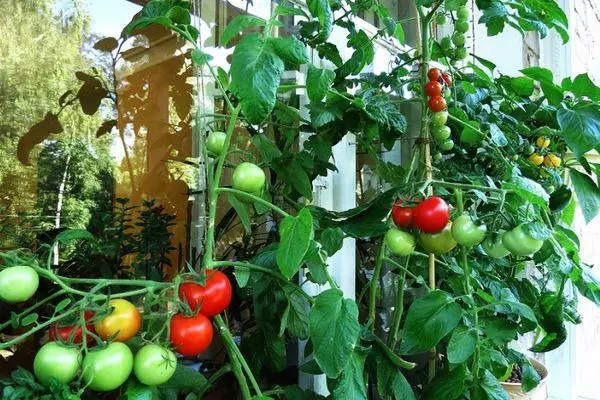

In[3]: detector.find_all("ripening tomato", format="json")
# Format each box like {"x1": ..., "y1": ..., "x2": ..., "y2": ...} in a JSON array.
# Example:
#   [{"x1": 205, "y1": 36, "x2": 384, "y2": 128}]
[
  {"x1": 543, "y1": 154, "x2": 561, "y2": 168},
  {"x1": 133, "y1": 344, "x2": 177, "y2": 386},
  {"x1": 82, "y1": 342, "x2": 133, "y2": 392},
  {"x1": 419, "y1": 224, "x2": 457, "y2": 254},
  {"x1": 94, "y1": 299, "x2": 141, "y2": 342},
  {"x1": 528, "y1": 153, "x2": 544, "y2": 166},
  {"x1": 170, "y1": 313, "x2": 214, "y2": 357},
  {"x1": 391, "y1": 200, "x2": 413, "y2": 228},
  {"x1": 179, "y1": 270, "x2": 232, "y2": 317},
  {"x1": 424, "y1": 81, "x2": 443, "y2": 97},
  {"x1": 34, "y1": 342, "x2": 81, "y2": 386},
  {"x1": 441, "y1": 73, "x2": 453, "y2": 87},
  {"x1": 428, "y1": 96, "x2": 447, "y2": 112},
  {"x1": 49, "y1": 311, "x2": 95, "y2": 344},
  {"x1": 413, "y1": 196, "x2": 450, "y2": 233},
  {"x1": 0, "y1": 265, "x2": 39, "y2": 303},
  {"x1": 427, "y1": 68, "x2": 441, "y2": 82},
  {"x1": 385, "y1": 228, "x2": 415, "y2": 257},
  {"x1": 206, "y1": 131, "x2": 227, "y2": 155}
]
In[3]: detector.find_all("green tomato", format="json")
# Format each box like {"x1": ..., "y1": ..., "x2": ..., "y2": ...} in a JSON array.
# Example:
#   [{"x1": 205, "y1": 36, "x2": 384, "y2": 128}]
[
  {"x1": 481, "y1": 232, "x2": 510, "y2": 259},
  {"x1": 455, "y1": 20, "x2": 469, "y2": 33},
  {"x1": 440, "y1": 37, "x2": 452, "y2": 51},
  {"x1": 385, "y1": 228, "x2": 415, "y2": 257},
  {"x1": 433, "y1": 152, "x2": 443, "y2": 162},
  {"x1": 439, "y1": 139, "x2": 455, "y2": 151},
  {"x1": 431, "y1": 111, "x2": 448, "y2": 127},
  {"x1": 457, "y1": 5, "x2": 471, "y2": 20},
  {"x1": 523, "y1": 144, "x2": 535, "y2": 155},
  {"x1": 232, "y1": 162, "x2": 266, "y2": 194},
  {"x1": 433, "y1": 125, "x2": 451, "y2": 141},
  {"x1": 446, "y1": 47, "x2": 457, "y2": 59},
  {"x1": 134, "y1": 344, "x2": 177, "y2": 386},
  {"x1": 34, "y1": 342, "x2": 81, "y2": 386},
  {"x1": 501, "y1": 225, "x2": 544, "y2": 256},
  {"x1": 436, "y1": 13, "x2": 447, "y2": 25},
  {"x1": 451, "y1": 215, "x2": 487, "y2": 247},
  {"x1": 455, "y1": 47, "x2": 468, "y2": 60},
  {"x1": 82, "y1": 342, "x2": 133, "y2": 392},
  {"x1": 206, "y1": 131, "x2": 227, "y2": 156},
  {"x1": 443, "y1": 88, "x2": 452, "y2": 98},
  {"x1": 419, "y1": 224, "x2": 457, "y2": 254},
  {"x1": 452, "y1": 32, "x2": 466, "y2": 47},
  {"x1": 0, "y1": 265, "x2": 39, "y2": 303}
]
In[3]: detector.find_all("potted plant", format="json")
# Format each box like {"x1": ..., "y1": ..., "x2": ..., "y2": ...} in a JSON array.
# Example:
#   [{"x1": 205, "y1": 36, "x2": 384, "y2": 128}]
[{"x1": 502, "y1": 358, "x2": 549, "y2": 400}]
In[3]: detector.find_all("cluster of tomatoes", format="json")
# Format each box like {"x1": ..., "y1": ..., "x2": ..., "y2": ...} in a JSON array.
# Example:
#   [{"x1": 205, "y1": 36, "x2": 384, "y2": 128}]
[
  {"x1": 426, "y1": 68, "x2": 455, "y2": 153},
  {"x1": 0, "y1": 265, "x2": 233, "y2": 392},
  {"x1": 386, "y1": 196, "x2": 545, "y2": 258},
  {"x1": 437, "y1": 4, "x2": 471, "y2": 61},
  {"x1": 527, "y1": 136, "x2": 562, "y2": 169},
  {"x1": 207, "y1": 130, "x2": 267, "y2": 200}
]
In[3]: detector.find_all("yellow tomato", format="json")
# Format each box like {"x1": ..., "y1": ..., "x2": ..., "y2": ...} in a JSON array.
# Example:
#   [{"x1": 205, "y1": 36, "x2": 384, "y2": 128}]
[
  {"x1": 95, "y1": 299, "x2": 141, "y2": 342},
  {"x1": 528, "y1": 153, "x2": 544, "y2": 166},
  {"x1": 536, "y1": 136, "x2": 550, "y2": 148},
  {"x1": 543, "y1": 154, "x2": 561, "y2": 168}
]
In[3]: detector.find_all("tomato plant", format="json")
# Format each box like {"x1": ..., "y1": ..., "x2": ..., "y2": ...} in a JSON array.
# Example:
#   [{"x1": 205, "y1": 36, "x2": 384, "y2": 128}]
[
  {"x1": 94, "y1": 299, "x2": 141, "y2": 342},
  {"x1": 0, "y1": 265, "x2": 39, "y2": 303},
  {"x1": 2, "y1": 0, "x2": 600, "y2": 398},
  {"x1": 412, "y1": 196, "x2": 450, "y2": 233},
  {"x1": 206, "y1": 131, "x2": 227, "y2": 155},
  {"x1": 33, "y1": 342, "x2": 81, "y2": 385},
  {"x1": 179, "y1": 270, "x2": 232, "y2": 317},
  {"x1": 391, "y1": 200, "x2": 413, "y2": 228},
  {"x1": 451, "y1": 215, "x2": 487, "y2": 247},
  {"x1": 502, "y1": 225, "x2": 544, "y2": 256},
  {"x1": 169, "y1": 313, "x2": 214, "y2": 356},
  {"x1": 81, "y1": 342, "x2": 133, "y2": 392},
  {"x1": 49, "y1": 311, "x2": 95, "y2": 344},
  {"x1": 133, "y1": 344, "x2": 177, "y2": 386},
  {"x1": 385, "y1": 228, "x2": 416, "y2": 256}
]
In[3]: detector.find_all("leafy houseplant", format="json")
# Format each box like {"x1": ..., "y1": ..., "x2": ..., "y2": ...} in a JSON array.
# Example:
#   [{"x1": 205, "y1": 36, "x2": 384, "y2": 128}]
[{"x1": 1, "y1": 0, "x2": 600, "y2": 399}]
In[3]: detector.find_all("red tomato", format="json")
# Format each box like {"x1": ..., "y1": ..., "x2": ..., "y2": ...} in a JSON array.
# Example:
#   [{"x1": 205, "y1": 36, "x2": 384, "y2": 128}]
[
  {"x1": 427, "y1": 68, "x2": 441, "y2": 82},
  {"x1": 428, "y1": 96, "x2": 447, "y2": 112},
  {"x1": 169, "y1": 313, "x2": 214, "y2": 356},
  {"x1": 441, "y1": 72, "x2": 453, "y2": 87},
  {"x1": 424, "y1": 81, "x2": 442, "y2": 97},
  {"x1": 392, "y1": 200, "x2": 413, "y2": 228},
  {"x1": 179, "y1": 270, "x2": 232, "y2": 317},
  {"x1": 413, "y1": 196, "x2": 450, "y2": 233},
  {"x1": 49, "y1": 311, "x2": 95, "y2": 344}
]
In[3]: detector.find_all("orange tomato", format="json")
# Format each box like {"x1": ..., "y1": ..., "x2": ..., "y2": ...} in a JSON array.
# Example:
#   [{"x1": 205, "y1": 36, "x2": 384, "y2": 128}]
[{"x1": 94, "y1": 299, "x2": 141, "y2": 342}]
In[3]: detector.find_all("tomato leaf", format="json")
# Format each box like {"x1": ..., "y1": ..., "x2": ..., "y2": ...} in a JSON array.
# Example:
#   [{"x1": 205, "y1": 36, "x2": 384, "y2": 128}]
[
  {"x1": 125, "y1": 381, "x2": 157, "y2": 400},
  {"x1": 328, "y1": 346, "x2": 369, "y2": 400},
  {"x1": 267, "y1": 36, "x2": 309, "y2": 69},
  {"x1": 277, "y1": 208, "x2": 314, "y2": 279},
  {"x1": 93, "y1": 37, "x2": 119, "y2": 52},
  {"x1": 557, "y1": 104, "x2": 600, "y2": 158},
  {"x1": 55, "y1": 229, "x2": 94, "y2": 245},
  {"x1": 569, "y1": 169, "x2": 600, "y2": 223},
  {"x1": 447, "y1": 326, "x2": 477, "y2": 364},
  {"x1": 306, "y1": 0, "x2": 333, "y2": 42},
  {"x1": 471, "y1": 369, "x2": 509, "y2": 400},
  {"x1": 309, "y1": 289, "x2": 360, "y2": 378},
  {"x1": 399, "y1": 290, "x2": 462, "y2": 355},
  {"x1": 423, "y1": 365, "x2": 467, "y2": 400},
  {"x1": 220, "y1": 15, "x2": 266, "y2": 46},
  {"x1": 230, "y1": 33, "x2": 284, "y2": 124},
  {"x1": 570, "y1": 265, "x2": 600, "y2": 307},
  {"x1": 307, "y1": 66, "x2": 335, "y2": 103},
  {"x1": 318, "y1": 227, "x2": 344, "y2": 256}
]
